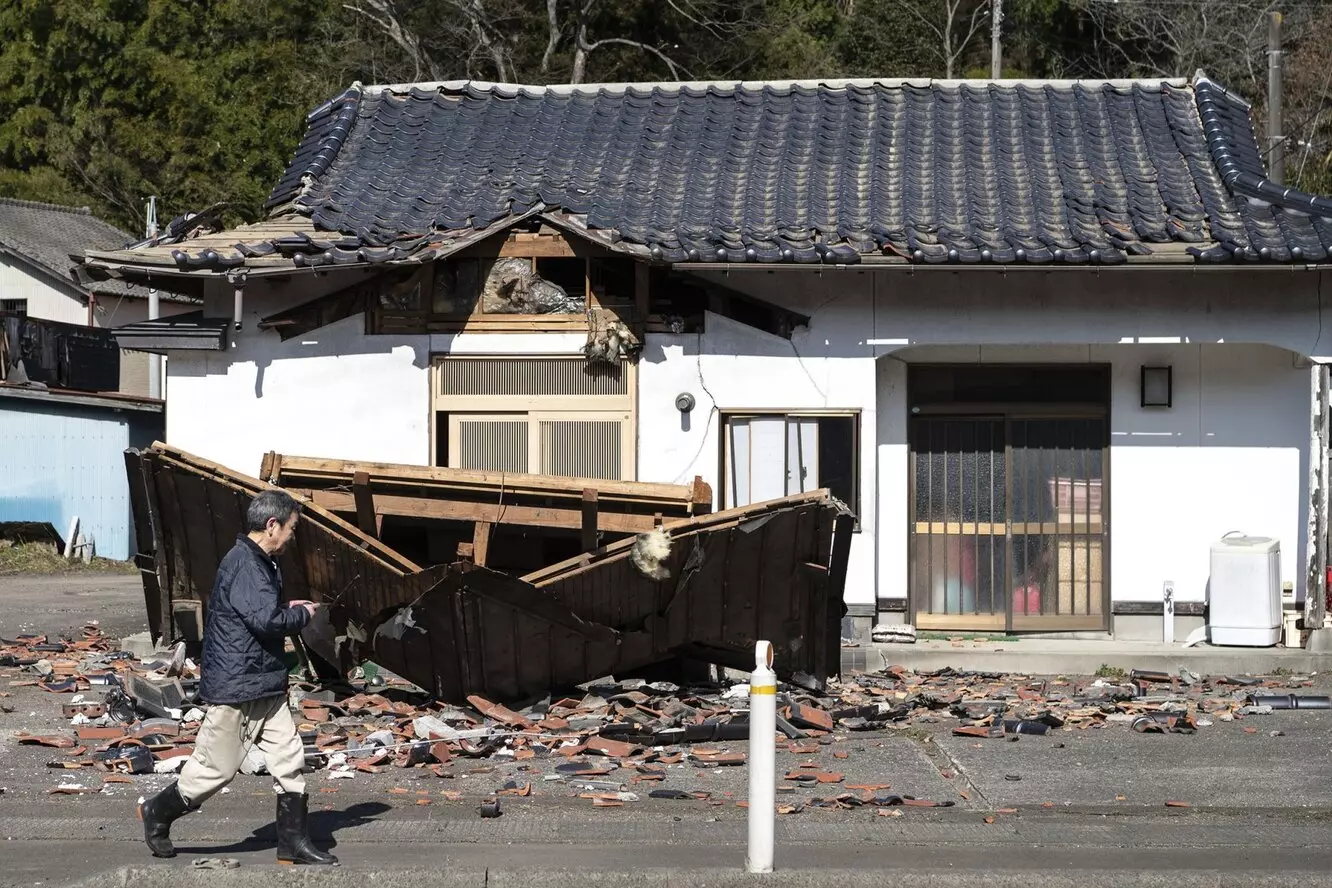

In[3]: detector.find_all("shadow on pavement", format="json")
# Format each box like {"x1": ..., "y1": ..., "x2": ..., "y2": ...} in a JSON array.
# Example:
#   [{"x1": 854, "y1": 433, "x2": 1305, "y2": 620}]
[{"x1": 174, "y1": 801, "x2": 390, "y2": 855}]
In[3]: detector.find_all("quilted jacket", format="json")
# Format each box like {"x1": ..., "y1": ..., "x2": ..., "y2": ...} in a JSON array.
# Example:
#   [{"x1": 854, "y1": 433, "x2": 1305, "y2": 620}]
[{"x1": 199, "y1": 535, "x2": 310, "y2": 705}]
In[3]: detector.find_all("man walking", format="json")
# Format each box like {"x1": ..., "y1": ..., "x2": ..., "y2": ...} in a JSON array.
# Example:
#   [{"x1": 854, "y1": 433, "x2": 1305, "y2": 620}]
[{"x1": 137, "y1": 489, "x2": 337, "y2": 866}]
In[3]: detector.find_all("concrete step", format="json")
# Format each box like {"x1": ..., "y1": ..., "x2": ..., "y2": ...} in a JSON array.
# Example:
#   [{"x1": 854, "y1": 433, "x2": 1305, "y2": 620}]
[{"x1": 842, "y1": 638, "x2": 1332, "y2": 677}]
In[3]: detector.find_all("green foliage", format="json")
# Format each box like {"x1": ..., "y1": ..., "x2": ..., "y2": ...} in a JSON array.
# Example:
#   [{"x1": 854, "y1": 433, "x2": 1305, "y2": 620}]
[
  {"x1": 1094, "y1": 664, "x2": 1127, "y2": 679},
  {"x1": 0, "y1": 0, "x2": 1328, "y2": 233}
]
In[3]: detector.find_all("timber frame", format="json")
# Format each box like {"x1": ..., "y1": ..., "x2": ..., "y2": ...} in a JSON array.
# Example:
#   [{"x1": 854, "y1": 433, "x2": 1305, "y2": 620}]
[
  {"x1": 257, "y1": 225, "x2": 812, "y2": 342},
  {"x1": 259, "y1": 451, "x2": 713, "y2": 567}
]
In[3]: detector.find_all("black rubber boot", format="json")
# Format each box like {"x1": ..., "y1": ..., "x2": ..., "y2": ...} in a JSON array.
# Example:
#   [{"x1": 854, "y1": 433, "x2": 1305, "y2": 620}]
[
  {"x1": 138, "y1": 782, "x2": 193, "y2": 858},
  {"x1": 275, "y1": 792, "x2": 338, "y2": 865}
]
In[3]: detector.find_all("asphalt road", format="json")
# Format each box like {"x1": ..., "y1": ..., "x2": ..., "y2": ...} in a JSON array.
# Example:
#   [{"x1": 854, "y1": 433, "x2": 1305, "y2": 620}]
[{"x1": 4, "y1": 573, "x2": 1332, "y2": 888}]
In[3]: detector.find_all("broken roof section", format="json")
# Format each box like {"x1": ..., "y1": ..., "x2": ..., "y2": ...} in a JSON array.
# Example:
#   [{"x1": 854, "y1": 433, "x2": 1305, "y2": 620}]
[
  {"x1": 127, "y1": 443, "x2": 852, "y2": 703},
  {"x1": 0, "y1": 198, "x2": 191, "y2": 301},
  {"x1": 79, "y1": 74, "x2": 1332, "y2": 282},
  {"x1": 373, "y1": 491, "x2": 852, "y2": 701}
]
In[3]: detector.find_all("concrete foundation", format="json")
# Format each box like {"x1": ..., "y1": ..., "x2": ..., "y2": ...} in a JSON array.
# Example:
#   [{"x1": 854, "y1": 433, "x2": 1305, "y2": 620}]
[
  {"x1": 843, "y1": 637, "x2": 1331, "y2": 677},
  {"x1": 1112, "y1": 614, "x2": 1207, "y2": 643}
]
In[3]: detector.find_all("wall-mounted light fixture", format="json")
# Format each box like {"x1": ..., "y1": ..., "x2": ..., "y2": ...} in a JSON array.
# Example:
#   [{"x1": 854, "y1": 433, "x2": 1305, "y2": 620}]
[
  {"x1": 1141, "y1": 365, "x2": 1172, "y2": 408},
  {"x1": 675, "y1": 392, "x2": 696, "y2": 413}
]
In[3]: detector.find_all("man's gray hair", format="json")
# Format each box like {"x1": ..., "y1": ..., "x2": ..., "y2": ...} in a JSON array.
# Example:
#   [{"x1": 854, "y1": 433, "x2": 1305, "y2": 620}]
[{"x1": 245, "y1": 489, "x2": 302, "y2": 533}]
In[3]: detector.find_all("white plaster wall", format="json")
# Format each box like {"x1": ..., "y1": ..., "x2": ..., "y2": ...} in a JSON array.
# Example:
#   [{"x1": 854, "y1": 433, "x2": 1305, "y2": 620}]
[
  {"x1": 639, "y1": 268, "x2": 1324, "y2": 613},
  {"x1": 875, "y1": 342, "x2": 1308, "y2": 607},
  {"x1": 0, "y1": 257, "x2": 86, "y2": 324},
  {"x1": 162, "y1": 266, "x2": 1323, "y2": 615},
  {"x1": 639, "y1": 272, "x2": 880, "y2": 605},
  {"x1": 165, "y1": 288, "x2": 430, "y2": 476}
]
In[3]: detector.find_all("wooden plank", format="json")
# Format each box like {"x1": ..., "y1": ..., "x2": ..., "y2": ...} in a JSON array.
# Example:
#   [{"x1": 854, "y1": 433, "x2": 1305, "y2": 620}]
[
  {"x1": 634, "y1": 261, "x2": 650, "y2": 328},
  {"x1": 268, "y1": 452, "x2": 698, "y2": 503},
  {"x1": 824, "y1": 513, "x2": 855, "y2": 678},
  {"x1": 460, "y1": 569, "x2": 617, "y2": 643},
  {"x1": 1011, "y1": 614, "x2": 1108, "y2": 632},
  {"x1": 473, "y1": 521, "x2": 492, "y2": 567},
  {"x1": 351, "y1": 471, "x2": 379, "y2": 539},
  {"x1": 914, "y1": 613, "x2": 1007, "y2": 631},
  {"x1": 690, "y1": 476, "x2": 714, "y2": 513},
  {"x1": 151, "y1": 446, "x2": 421, "y2": 574},
  {"x1": 524, "y1": 491, "x2": 840, "y2": 586},
  {"x1": 304, "y1": 488, "x2": 662, "y2": 534},
  {"x1": 581, "y1": 489, "x2": 599, "y2": 552},
  {"x1": 123, "y1": 452, "x2": 163, "y2": 644}
]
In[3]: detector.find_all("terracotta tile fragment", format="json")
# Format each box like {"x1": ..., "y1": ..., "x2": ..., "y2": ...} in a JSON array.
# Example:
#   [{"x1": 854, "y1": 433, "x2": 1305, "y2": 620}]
[{"x1": 466, "y1": 695, "x2": 533, "y2": 728}]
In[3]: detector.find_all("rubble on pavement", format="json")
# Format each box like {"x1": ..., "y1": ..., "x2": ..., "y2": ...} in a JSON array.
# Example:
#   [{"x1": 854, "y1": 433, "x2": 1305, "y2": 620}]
[{"x1": 4, "y1": 625, "x2": 1327, "y2": 810}]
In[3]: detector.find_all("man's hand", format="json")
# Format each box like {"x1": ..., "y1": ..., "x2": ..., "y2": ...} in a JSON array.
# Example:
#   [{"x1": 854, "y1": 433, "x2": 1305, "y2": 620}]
[{"x1": 288, "y1": 599, "x2": 319, "y2": 617}]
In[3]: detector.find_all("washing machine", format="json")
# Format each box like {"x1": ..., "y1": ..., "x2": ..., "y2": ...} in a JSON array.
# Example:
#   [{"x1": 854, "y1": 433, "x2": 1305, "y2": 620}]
[{"x1": 1208, "y1": 534, "x2": 1282, "y2": 647}]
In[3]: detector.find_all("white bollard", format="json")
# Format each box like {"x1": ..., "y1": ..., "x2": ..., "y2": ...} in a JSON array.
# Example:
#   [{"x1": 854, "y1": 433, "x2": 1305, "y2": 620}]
[{"x1": 746, "y1": 640, "x2": 776, "y2": 874}]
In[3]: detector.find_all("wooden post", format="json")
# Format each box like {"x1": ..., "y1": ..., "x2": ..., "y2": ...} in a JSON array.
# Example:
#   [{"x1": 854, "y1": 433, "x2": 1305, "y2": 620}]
[
  {"x1": 582, "y1": 488, "x2": 599, "y2": 552},
  {"x1": 473, "y1": 521, "x2": 492, "y2": 567},
  {"x1": 351, "y1": 471, "x2": 379, "y2": 539},
  {"x1": 634, "y1": 261, "x2": 650, "y2": 324}
]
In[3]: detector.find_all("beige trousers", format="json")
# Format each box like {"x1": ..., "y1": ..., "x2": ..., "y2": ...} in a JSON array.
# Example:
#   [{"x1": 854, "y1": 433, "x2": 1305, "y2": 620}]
[{"x1": 177, "y1": 695, "x2": 306, "y2": 806}]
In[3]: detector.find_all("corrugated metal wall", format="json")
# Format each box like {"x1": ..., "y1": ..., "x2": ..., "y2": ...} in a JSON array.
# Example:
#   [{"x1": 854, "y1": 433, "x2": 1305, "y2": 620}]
[{"x1": 0, "y1": 398, "x2": 161, "y2": 560}]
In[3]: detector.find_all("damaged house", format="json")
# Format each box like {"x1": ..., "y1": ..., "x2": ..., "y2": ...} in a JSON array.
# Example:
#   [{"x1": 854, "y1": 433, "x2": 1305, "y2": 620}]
[{"x1": 79, "y1": 74, "x2": 1332, "y2": 664}]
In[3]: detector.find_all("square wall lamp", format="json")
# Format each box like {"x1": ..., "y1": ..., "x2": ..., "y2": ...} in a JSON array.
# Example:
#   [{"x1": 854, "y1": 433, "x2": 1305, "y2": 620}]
[{"x1": 1141, "y1": 365, "x2": 1172, "y2": 408}]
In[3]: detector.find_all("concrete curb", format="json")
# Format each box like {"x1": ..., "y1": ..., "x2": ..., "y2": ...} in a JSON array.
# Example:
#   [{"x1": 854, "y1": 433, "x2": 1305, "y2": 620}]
[{"x1": 65, "y1": 867, "x2": 1332, "y2": 888}]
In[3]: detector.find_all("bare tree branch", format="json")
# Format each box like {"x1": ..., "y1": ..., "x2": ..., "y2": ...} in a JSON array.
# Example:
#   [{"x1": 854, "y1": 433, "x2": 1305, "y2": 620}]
[
  {"x1": 901, "y1": 0, "x2": 991, "y2": 79},
  {"x1": 343, "y1": 0, "x2": 441, "y2": 81},
  {"x1": 580, "y1": 37, "x2": 691, "y2": 80},
  {"x1": 542, "y1": 0, "x2": 562, "y2": 74}
]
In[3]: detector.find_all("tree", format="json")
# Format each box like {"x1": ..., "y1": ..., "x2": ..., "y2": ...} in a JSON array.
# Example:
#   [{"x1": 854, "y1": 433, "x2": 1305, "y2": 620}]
[{"x1": 900, "y1": 0, "x2": 991, "y2": 79}]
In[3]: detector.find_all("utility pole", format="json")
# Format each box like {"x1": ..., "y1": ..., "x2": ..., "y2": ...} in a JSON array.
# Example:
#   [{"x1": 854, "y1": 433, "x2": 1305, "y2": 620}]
[
  {"x1": 990, "y1": 0, "x2": 1003, "y2": 79},
  {"x1": 1269, "y1": 10, "x2": 1285, "y2": 184},
  {"x1": 146, "y1": 196, "x2": 162, "y2": 400}
]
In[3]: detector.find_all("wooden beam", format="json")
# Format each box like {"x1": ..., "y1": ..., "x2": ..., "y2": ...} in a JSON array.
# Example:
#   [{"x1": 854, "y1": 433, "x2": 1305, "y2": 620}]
[
  {"x1": 690, "y1": 477, "x2": 714, "y2": 513},
  {"x1": 473, "y1": 522, "x2": 492, "y2": 567},
  {"x1": 634, "y1": 261, "x2": 650, "y2": 323},
  {"x1": 303, "y1": 488, "x2": 665, "y2": 534},
  {"x1": 581, "y1": 488, "x2": 599, "y2": 552},
  {"x1": 269, "y1": 453, "x2": 697, "y2": 503},
  {"x1": 351, "y1": 471, "x2": 379, "y2": 539}
]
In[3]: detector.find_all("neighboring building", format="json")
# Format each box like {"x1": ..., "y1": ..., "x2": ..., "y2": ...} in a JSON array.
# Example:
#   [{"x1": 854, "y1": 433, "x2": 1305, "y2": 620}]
[
  {"x1": 77, "y1": 74, "x2": 1332, "y2": 643},
  {"x1": 0, "y1": 198, "x2": 195, "y2": 395},
  {"x1": 0, "y1": 384, "x2": 163, "y2": 560}
]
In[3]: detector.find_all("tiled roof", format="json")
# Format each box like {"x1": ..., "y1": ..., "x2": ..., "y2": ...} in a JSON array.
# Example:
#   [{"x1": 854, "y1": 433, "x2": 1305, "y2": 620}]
[
  {"x1": 0, "y1": 198, "x2": 146, "y2": 297},
  {"x1": 93, "y1": 74, "x2": 1332, "y2": 271}
]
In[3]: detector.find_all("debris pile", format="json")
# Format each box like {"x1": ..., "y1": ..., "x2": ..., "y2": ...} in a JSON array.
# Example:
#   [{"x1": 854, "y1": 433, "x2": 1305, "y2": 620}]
[
  {"x1": 3, "y1": 628, "x2": 206, "y2": 790},
  {"x1": 6, "y1": 622, "x2": 1327, "y2": 812},
  {"x1": 854, "y1": 665, "x2": 1325, "y2": 735}
]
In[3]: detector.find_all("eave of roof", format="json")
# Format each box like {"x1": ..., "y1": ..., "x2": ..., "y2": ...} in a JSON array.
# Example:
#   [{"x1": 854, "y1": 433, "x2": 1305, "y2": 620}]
[{"x1": 0, "y1": 382, "x2": 163, "y2": 413}]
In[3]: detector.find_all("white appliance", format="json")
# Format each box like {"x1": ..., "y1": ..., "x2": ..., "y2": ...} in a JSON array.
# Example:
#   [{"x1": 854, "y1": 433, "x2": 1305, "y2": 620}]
[{"x1": 1208, "y1": 534, "x2": 1282, "y2": 647}]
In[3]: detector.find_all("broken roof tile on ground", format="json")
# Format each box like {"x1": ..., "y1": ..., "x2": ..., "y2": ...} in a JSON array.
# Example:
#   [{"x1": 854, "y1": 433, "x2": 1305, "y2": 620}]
[
  {"x1": 5, "y1": 625, "x2": 1324, "y2": 814},
  {"x1": 126, "y1": 442, "x2": 854, "y2": 702}
]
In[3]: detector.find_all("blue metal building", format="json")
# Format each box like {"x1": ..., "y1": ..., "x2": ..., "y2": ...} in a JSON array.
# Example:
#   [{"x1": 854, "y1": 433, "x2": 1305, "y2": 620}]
[{"x1": 0, "y1": 384, "x2": 163, "y2": 561}]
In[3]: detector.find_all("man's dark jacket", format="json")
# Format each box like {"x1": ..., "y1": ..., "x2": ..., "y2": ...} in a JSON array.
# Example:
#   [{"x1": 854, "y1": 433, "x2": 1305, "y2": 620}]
[{"x1": 200, "y1": 535, "x2": 310, "y2": 705}]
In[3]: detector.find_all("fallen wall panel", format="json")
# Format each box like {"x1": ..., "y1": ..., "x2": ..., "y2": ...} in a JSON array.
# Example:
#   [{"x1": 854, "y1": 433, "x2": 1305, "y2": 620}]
[
  {"x1": 372, "y1": 492, "x2": 854, "y2": 701},
  {"x1": 128, "y1": 442, "x2": 853, "y2": 704},
  {"x1": 125, "y1": 443, "x2": 449, "y2": 672}
]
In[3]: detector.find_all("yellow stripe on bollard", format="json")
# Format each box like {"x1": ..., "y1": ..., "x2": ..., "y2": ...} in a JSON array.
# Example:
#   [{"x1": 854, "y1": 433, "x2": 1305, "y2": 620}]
[{"x1": 750, "y1": 685, "x2": 776, "y2": 695}]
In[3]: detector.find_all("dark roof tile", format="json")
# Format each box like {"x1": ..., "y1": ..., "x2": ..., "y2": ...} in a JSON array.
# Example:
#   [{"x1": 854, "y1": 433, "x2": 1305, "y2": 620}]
[
  {"x1": 184, "y1": 76, "x2": 1332, "y2": 269},
  {"x1": 0, "y1": 198, "x2": 150, "y2": 297}
]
